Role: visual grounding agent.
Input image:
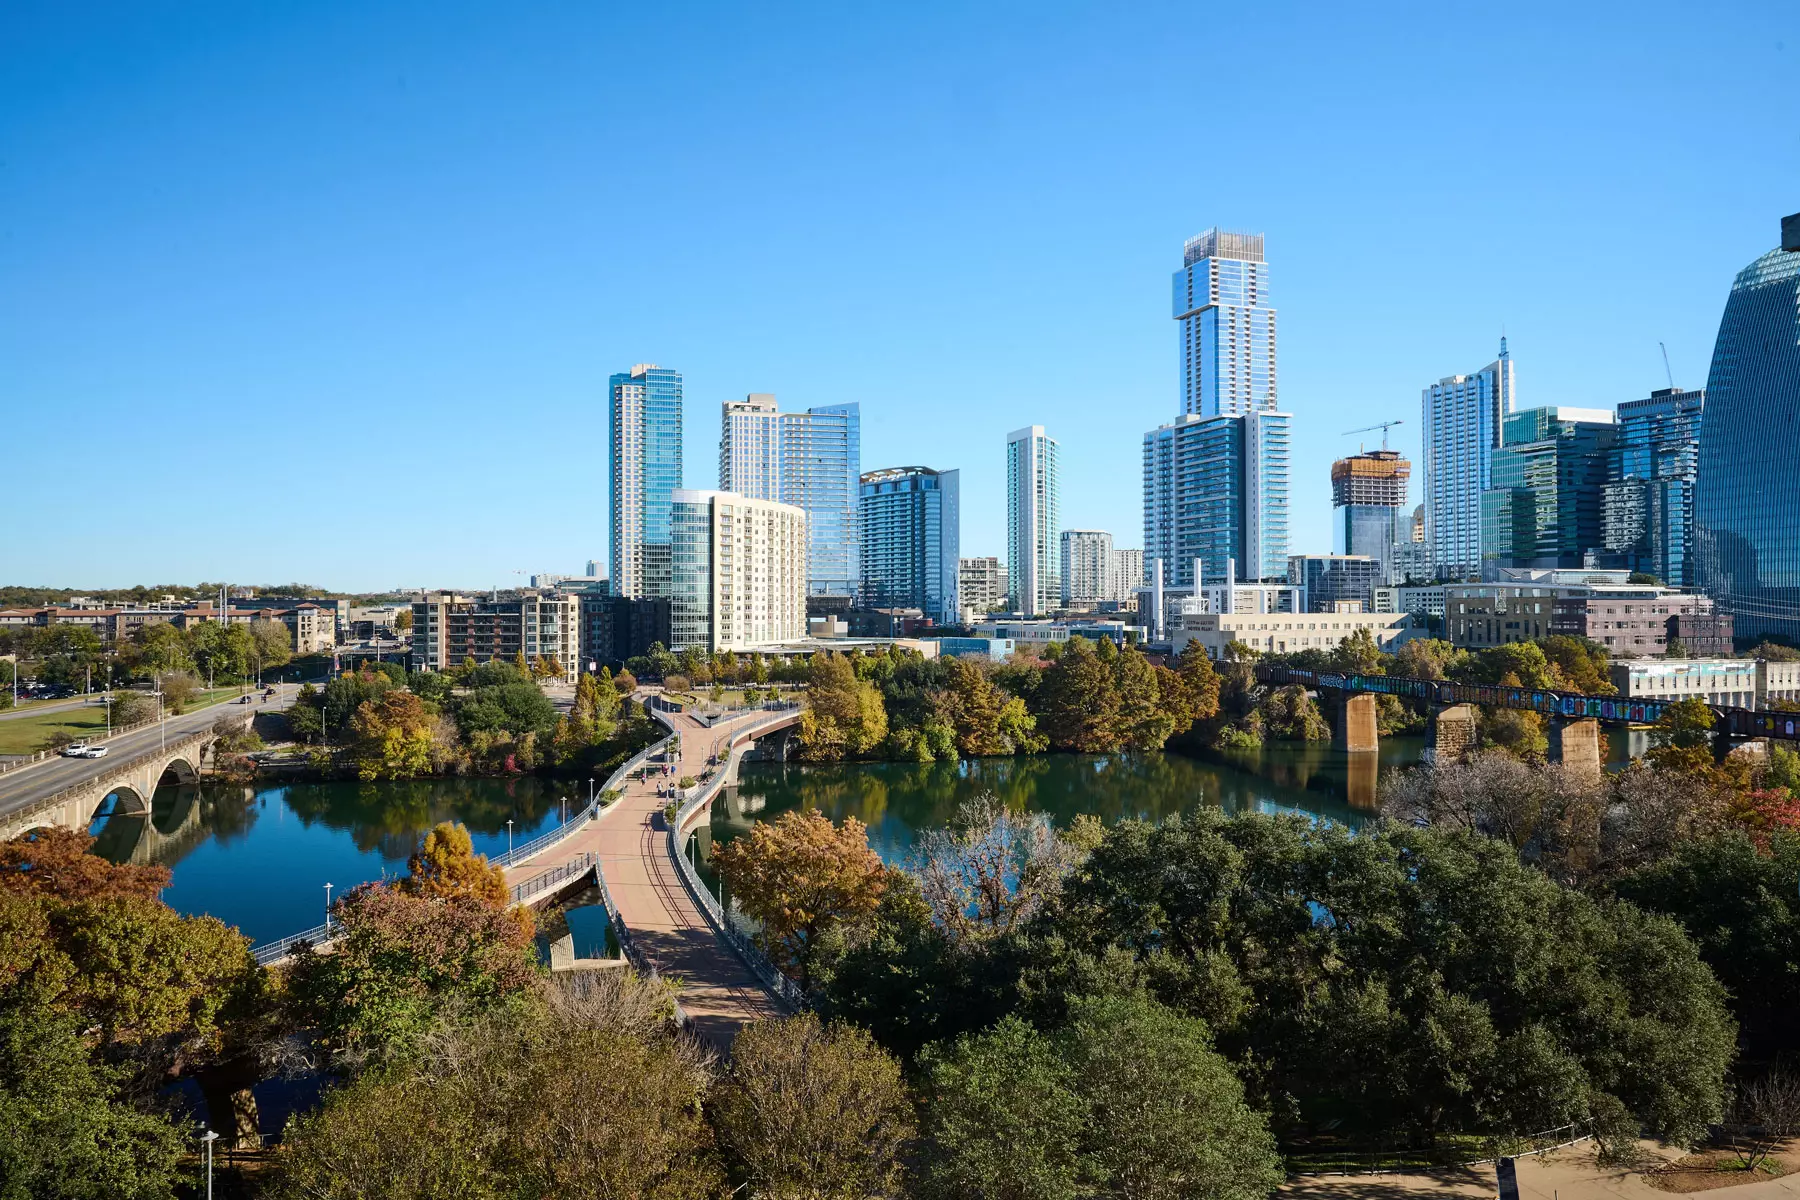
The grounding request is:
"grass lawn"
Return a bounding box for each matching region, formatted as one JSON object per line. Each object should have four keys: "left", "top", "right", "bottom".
{"left": 0, "top": 688, "right": 241, "bottom": 756}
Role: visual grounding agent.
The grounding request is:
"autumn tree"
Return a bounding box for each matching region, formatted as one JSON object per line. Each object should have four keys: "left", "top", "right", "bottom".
{"left": 0, "top": 828, "right": 169, "bottom": 902}
{"left": 1392, "top": 637, "right": 1462, "bottom": 680}
{"left": 351, "top": 690, "right": 439, "bottom": 780}
{"left": 1032, "top": 638, "right": 1121, "bottom": 753}
{"left": 1645, "top": 697, "right": 1719, "bottom": 776}
{"left": 400, "top": 822, "right": 509, "bottom": 910}
{"left": 711, "top": 1012, "right": 915, "bottom": 1200}
{"left": 713, "top": 810, "right": 888, "bottom": 987}
{"left": 799, "top": 652, "right": 889, "bottom": 761}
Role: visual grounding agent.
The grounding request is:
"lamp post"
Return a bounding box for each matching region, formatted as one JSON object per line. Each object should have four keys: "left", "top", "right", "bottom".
{"left": 323, "top": 882, "right": 333, "bottom": 929}
{"left": 506, "top": 818, "right": 515, "bottom": 860}
{"left": 201, "top": 1128, "right": 219, "bottom": 1199}
{"left": 588, "top": 777, "right": 595, "bottom": 806}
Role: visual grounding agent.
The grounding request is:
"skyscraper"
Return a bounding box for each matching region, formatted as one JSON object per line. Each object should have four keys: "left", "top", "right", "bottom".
{"left": 1695, "top": 213, "right": 1800, "bottom": 641}
{"left": 1480, "top": 406, "right": 1617, "bottom": 569}
{"left": 1422, "top": 341, "right": 1515, "bottom": 580}
{"left": 1174, "top": 229, "right": 1276, "bottom": 417}
{"left": 718, "top": 395, "right": 861, "bottom": 597}
{"left": 1602, "top": 388, "right": 1704, "bottom": 586}
{"left": 1330, "top": 449, "right": 1410, "bottom": 584}
{"left": 1146, "top": 229, "right": 1291, "bottom": 589}
{"left": 858, "top": 466, "right": 960, "bottom": 625}
{"left": 609, "top": 364, "right": 683, "bottom": 599}
{"left": 1060, "top": 530, "right": 1114, "bottom": 608}
{"left": 1006, "top": 426, "right": 1060, "bottom": 615}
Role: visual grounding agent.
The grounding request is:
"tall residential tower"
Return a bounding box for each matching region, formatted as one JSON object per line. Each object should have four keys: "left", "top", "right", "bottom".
{"left": 609, "top": 364, "right": 683, "bottom": 599}
{"left": 858, "top": 466, "right": 960, "bottom": 625}
{"left": 1421, "top": 341, "right": 1514, "bottom": 580}
{"left": 1006, "top": 426, "right": 1061, "bottom": 615}
{"left": 719, "top": 395, "right": 861, "bottom": 598}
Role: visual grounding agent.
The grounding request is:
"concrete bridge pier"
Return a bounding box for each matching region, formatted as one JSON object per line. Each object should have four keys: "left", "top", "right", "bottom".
{"left": 1427, "top": 704, "right": 1480, "bottom": 765}
{"left": 1331, "top": 693, "right": 1380, "bottom": 754}
{"left": 1548, "top": 717, "right": 1604, "bottom": 779}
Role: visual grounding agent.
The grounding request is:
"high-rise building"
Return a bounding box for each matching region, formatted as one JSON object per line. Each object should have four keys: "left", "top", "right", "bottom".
{"left": 411, "top": 590, "right": 581, "bottom": 677}
{"left": 1602, "top": 388, "right": 1705, "bottom": 586}
{"left": 1422, "top": 341, "right": 1515, "bottom": 580}
{"left": 1147, "top": 229, "right": 1291, "bottom": 589}
{"left": 858, "top": 466, "right": 960, "bottom": 626}
{"left": 1111, "top": 548, "right": 1144, "bottom": 601}
{"left": 958, "top": 557, "right": 1009, "bottom": 618}
{"left": 719, "top": 394, "right": 861, "bottom": 598}
{"left": 1481, "top": 406, "right": 1618, "bottom": 570}
{"left": 1143, "top": 410, "right": 1290, "bottom": 585}
{"left": 1330, "top": 449, "right": 1410, "bottom": 584}
{"left": 1696, "top": 213, "right": 1800, "bottom": 642}
{"left": 1174, "top": 229, "right": 1276, "bottom": 417}
{"left": 609, "top": 364, "right": 683, "bottom": 599}
{"left": 669, "top": 490, "right": 808, "bottom": 653}
{"left": 1006, "top": 426, "right": 1061, "bottom": 615}
{"left": 1287, "top": 554, "right": 1383, "bottom": 613}
{"left": 1059, "top": 530, "right": 1114, "bottom": 608}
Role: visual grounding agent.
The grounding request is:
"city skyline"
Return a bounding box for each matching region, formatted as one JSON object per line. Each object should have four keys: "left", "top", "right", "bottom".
{"left": 3, "top": 4, "right": 1796, "bottom": 590}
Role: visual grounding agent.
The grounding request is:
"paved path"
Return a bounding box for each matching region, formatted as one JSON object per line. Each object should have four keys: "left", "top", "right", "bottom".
{"left": 503, "top": 707, "right": 783, "bottom": 1048}
{"left": 0, "top": 685, "right": 298, "bottom": 820}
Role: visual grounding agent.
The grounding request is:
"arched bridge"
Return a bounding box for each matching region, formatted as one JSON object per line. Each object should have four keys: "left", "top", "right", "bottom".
{"left": 0, "top": 725, "right": 225, "bottom": 844}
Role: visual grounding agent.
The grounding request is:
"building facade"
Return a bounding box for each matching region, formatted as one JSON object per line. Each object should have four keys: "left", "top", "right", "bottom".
{"left": 1173, "top": 611, "right": 1412, "bottom": 661}
{"left": 1174, "top": 229, "right": 1276, "bottom": 417}
{"left": 958, "top": 557, "right": 1009, "bottom": 618}
{"left": 578, "top": 594, "right": 673, "bottom": 670}
{"left": 669, "top": 490, "right": 808, "bottom": 653}
{"left": 1550, "top": 589, "right": 1730, "bottom": 658}
{"left": 1006, "top": 426, "right": 1061, "bottom": 615}
{"left": 1331, "top": 449, "right": 1410, "bottom": 583}
{"left": 1060, "top": 530, "right": 1114, "bottom": 609}
{"left": 1111, "top": 548, "right": 1144, "bottom": 602}
{"left": 1602, "top": 387, "right": 1704, "bottom": 587}
{"left": 719, "top": 394, "right": 861, "bottom": 597}
{"left": 1481, "top": 406, "right": 1618, "bottom": 570}
{"left": 1143, "top": 410, "right": 1290, "bottom": 585}
{"left": 609, "top": 364, "right": 683, "bottom": 600}
{"left": 410, "top": 591, "right": 582, "bottom": 677}
{"left": 1610, "top": 658, "right": 1759, "bottom": 710}
{"left": 1288, "top": 554, "right": 1382, "bottom": 613}
{"left": 858, "top": 466, "right": 960, "bottom": 626}
{"left": 1422, "top": 340, "right": 1515, "bottom": 580}
{"left": 1695, "top": 215, "right": 1800, "bottom": 642}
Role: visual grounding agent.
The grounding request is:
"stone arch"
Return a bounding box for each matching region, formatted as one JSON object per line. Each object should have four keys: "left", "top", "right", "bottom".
{"left": 157, "top": 756, "right": 201, "bottom": 787}
{"left": 91, "top": 785, "right": 149, "bottom": 825}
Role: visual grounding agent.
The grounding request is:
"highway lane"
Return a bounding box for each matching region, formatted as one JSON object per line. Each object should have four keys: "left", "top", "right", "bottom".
{"left": 0, "top": 685, "right": 298, "bottom": 820}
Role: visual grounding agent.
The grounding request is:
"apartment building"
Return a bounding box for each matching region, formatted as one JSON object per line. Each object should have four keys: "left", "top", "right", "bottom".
{"left": 411, "top": 590, "right": 581, "bottom": 676}
{"left": 670, "top": 490, "right": 808, "bottom": 653}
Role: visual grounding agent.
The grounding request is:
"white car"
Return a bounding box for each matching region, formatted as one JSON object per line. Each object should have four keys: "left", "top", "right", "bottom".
{"left": 60, "top": 744, "right": 91, "bottom": 757}
{"left": 81, "top": 746, "right": 109, "bottom": 758}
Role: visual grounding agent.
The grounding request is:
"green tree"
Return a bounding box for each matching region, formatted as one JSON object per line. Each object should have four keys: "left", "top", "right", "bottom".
{"left": 351, "top": 691, "right": 440, "bottom": 780}
{"left": 157, "top": 671, "right": 198, "bottom": 713}
{"left": 798, "top": 653, "right": 889, "bottom": 761}
{"left": 1114, "top": 648, "right": 1179, "bottom": 749}
{"left": 1645, "top": 697, "right": 1718, "bottom": 776}
{"left": 248, "top": 619, "right": 293, "bottom": 672}
{"left": 712, "top": 1012, "right": 915, "bottom": 1200}
{"left": 1032, "top": 638, "right": 1121, "bottom": 753}
{"left": 454, "top": 680, "right": 557, "bottom": 740}
{"left": 713, "top": 810, "right": 888, "bottom": 987}
{"left": 1542, "top": 635, "right": 1614, "bottom": 694}
{"left": 1392, "top": 637, "right": 1463, "bottom": 681}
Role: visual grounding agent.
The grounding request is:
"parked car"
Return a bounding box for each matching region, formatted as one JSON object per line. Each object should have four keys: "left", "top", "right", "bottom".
{"left": 60, "top": 744, "right": 90, "bottom": 757}
{"left": 81, "top": 746, "right": 108, "bottom": 758}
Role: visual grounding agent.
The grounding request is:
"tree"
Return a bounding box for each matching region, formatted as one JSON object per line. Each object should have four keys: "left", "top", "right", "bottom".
{"left": 0, "top": 829, "right": 170, "bottom": 902}
{"left": 400, "top": 822, "right": 510, "bottom": 911}
{"left": 1737, "top": 1071, "right": 1800, "bottom": 1172}
{"left": 125, "top": 622, "right": 194, "bottom": 678}
{"left": 157, "top": 671, "right": 198, "bottom": 713}
{"left": 919, "top": 1015, "right": 1086, "bottom": 1200}
{"left": 1392, "top": 637, "right": 1462, "bottom": 681}
{"left": 798, "top": 653, "right": 889, "bottom": 761}
{"left": 394, "top": 608, "right": 413, "bottom": 634}
{"left": 248, "top": 619, "right": 293, "bottom": 671}
{"left": 1542, "top": 635, "right": 1614, "bottom": 694}
{"left": 1114, "top": 648, "right": 1179, "bottom": 749}
{"left": 712, "top": 1012, "right": 915, "bottom": 1200}
{"left": 1032, "top": 638, "right": 1121, "bottom": 753}
{"left": 453, "top": 680, "right": 558, "bottom": 741}
{"left": 913, "top": 796, "right": 1080, "bottom": 942}
{"left": 712, "top": 810, "right": 888, "bottom": 987}
{"left": 351, "top": 691, "right": 439, "bottom": 781}
{"left": 285, "top": 884, "right": 539, "bottom": 1063}
{"left": 1645, "top": 697, "right": 1718, "bottom": 776}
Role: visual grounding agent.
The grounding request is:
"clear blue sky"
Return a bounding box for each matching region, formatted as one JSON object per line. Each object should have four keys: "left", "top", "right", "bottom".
{"left": 3, "top": 1, "right": 1795, "bottom": 593}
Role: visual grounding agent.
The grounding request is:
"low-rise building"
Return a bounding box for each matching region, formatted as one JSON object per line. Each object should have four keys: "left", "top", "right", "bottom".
{"left": 1761, "top": 660, "right": 1800, "bottom": 708}
{"left": 578, "top": 595, "right": 672, "bottom": 670}
{"left": 973, "top": 618, "right": 1141, "bottom": 647}
{"left": 411, "top": 590, "right": 581, "bottom": 676}
{"left": 1550, "top": 588, "right": 1728, "bottom": 657}
{"left": 1610, "top": 658, "right": 1758, "bottom": 709}
{"left": 926, "top": 636, "right": 1017, "bottom": 661}
{"left": 1173, "top": 611, "right": 1414, "bottom": 660}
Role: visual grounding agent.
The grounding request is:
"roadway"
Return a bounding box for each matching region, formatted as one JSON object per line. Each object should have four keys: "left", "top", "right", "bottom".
{"left": 0, "top": 684, "right": 299, "bottom": 821}
{"left": 503, "top": 706, "right": 784, "bottom": 1048}
{"left": 0, "top": 694, "right": 109, "bottom": 723}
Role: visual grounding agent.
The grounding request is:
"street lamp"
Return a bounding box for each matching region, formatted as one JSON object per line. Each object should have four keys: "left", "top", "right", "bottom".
{"left": 323, "top": 882, "right": 333, "bottom": 929}
{"left": 588, "top": 777, "right": 595, "bottom": 806}
{"left": 506, "top": 818, "right": 514, "bottom": 860}
{"left": 201, "top": 1128, "right": 219, "bottom": 1200}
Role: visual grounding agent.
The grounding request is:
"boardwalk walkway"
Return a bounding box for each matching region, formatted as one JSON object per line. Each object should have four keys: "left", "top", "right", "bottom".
{"left": 502, "top": 706, "right": 783, "bottom": 1048}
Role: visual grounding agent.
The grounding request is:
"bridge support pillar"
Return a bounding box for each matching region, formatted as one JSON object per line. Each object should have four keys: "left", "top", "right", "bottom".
{"left": 1428, "top": 704, "right": 1480, "bottom": 765}
{"left": 1332, "top": 693, "right": 1380, "bottom": 754}
{"left": 1549, "top": 717, "right": 1604, "bottom": 779}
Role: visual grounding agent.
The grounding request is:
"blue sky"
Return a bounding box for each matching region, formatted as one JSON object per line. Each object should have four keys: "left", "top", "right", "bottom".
{"left": 3, "top": 2, "right": 1795, "bottom": 593}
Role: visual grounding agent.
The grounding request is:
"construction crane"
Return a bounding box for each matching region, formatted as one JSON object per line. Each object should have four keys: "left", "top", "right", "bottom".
{"left": 1341, "top": 419, "right": 1404, "bottom": 451}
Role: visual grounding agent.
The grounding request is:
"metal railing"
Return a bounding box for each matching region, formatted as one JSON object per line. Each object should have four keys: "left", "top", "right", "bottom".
{"left": 491, "top": 733, "right": 674, "bottom": 870}
{"left": 662, "top": 707, "right": 809, "bottom": 1011}
{"left": 510, "top": 851, "right": 597, "bottom": 905}
{"left": 252, "top": 920, "right": 335, "bottom": 966}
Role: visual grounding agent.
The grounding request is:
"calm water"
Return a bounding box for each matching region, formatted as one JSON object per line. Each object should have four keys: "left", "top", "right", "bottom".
{"left": 95, "top": 728, "right": 1644, "bottom": 946}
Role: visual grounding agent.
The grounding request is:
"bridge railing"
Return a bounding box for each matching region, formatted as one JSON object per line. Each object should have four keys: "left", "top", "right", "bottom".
{"left": 0, "top": 711, "right": 165, "bottom": 776}
{"left": 661, "top": 707, "right": 808, "bottom": 1011}
{"left": 0, "top": 725, "right": 221, "bottom": 832}
{"left": 491, "top": 732, "right": 674, "bottom": 870}
{"left": 509, "top": 851, "right": 598, "bottom": 906}
{"left": 252, "top": 920, "right": 335, "bottom": 967}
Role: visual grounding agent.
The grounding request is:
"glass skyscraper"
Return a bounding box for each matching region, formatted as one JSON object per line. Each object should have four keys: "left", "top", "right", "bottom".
{"left": 1602, "top": 387, "right": 1704, "bottom": 586}
{"left": 1144, "top": 228, "right": 1291, "bottom": 589}
{"left": 1422, "top": 340, "right": 1514, "bottom": 580}
{"left": 1696, "top": 216, "right": 1800, "bottom": 641}
{"left": 858, "top": 466, "right": 960, "bottom": 624}
{"left": 1006, "top": 426, "right": 1060, "bottom": 615}
{"left": 719, "top": 395, "right": 861, "bottom": 597}
{"left": 609, "top": 364, "right": 683, "bottom": 600}
{"left": 1480, "top": 406, "right": 1617, "bottom": 569}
